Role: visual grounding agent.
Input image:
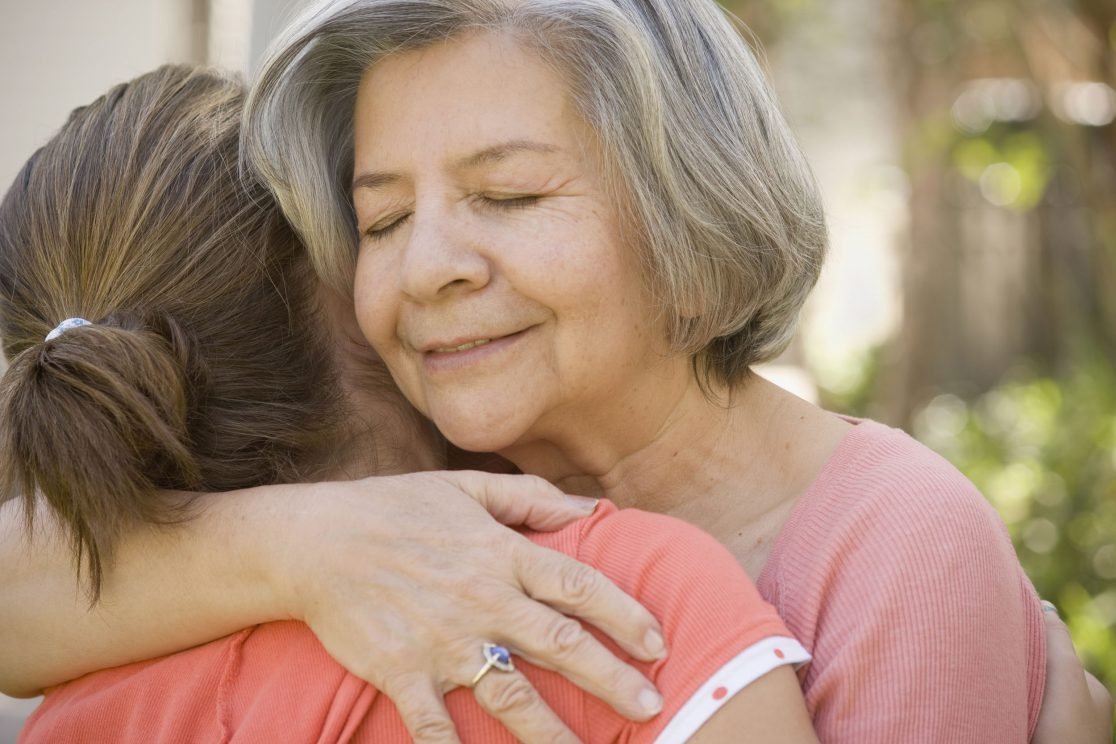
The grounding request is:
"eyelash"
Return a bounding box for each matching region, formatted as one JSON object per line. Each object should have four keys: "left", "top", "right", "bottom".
{"left": 477, "top": 194, "right": 540, "bottom": 211}
{"left": 362, "top": 195, "right": 542, "bottom": 242}
{"left": 364, "top": 213, "right": 410, "bottom": 242}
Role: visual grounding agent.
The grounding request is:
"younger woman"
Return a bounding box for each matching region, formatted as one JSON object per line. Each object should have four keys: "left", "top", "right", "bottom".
{"left": 2, "top": 64, "right": 814, "bottom": 743}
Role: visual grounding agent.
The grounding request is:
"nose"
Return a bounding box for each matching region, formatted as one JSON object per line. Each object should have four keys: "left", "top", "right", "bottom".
{"left": 398, "top": 204, "right": 490, "bottom": 302}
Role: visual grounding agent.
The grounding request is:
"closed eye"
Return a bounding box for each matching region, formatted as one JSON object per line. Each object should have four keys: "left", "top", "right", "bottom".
{"left": 476, "top": 194, "right": 541, "bottom": 211}
{"left": 363, "top": 212, "right": 411, "bottom": 242}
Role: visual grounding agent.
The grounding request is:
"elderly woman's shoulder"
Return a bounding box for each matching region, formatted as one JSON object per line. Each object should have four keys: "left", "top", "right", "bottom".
{"left": 765, "top": 416, "right": 1034, "bottom": 620}
{"left": 764, "top": 419, "right": 1045, "bottom": 744}
{"left": 793, "top": 417, "right": 1012, "bottom": 542}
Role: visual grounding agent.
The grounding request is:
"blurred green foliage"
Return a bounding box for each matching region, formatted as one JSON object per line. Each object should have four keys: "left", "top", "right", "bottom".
{"left": 952, "top": 129, "right": 1052, "bottom": 210}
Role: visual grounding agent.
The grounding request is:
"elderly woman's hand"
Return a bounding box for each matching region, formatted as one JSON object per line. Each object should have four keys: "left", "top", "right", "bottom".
{"left": 271, "top": 470, "right": 666, "bottom": 744}
{"left": 1031, "top": 602, "right": 1113, "bottom": 743}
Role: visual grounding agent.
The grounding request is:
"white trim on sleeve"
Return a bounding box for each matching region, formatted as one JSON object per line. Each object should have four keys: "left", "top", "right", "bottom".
{"left": 652, "top": 635, "right": 811, "bottom": 744}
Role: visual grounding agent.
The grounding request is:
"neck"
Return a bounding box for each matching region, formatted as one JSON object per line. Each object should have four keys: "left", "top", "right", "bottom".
{"left": 501, "top": 372, "right": 849, "bottom": 545}
{"left": 327, "top": 362, "right": 447, "bottom": 479}
{"left": 320, "top": 284, "right": 446, "bottom": 479}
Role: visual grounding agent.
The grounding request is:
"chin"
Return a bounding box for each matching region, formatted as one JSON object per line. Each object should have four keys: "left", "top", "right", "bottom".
{"left": 429, "top": 407, "right": 525, "bottom": 455}
{"left": 441, "top": 429, "right": 519, "bottom": 455}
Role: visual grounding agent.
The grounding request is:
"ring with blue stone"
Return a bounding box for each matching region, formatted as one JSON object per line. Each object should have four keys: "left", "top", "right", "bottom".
{"left": 470, "top": 643, "right": 515, "bottom": 686}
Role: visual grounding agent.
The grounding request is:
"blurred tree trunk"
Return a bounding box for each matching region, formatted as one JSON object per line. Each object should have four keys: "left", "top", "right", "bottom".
{"left": 880, "top": 0, "right": 1116, "bottom": 427}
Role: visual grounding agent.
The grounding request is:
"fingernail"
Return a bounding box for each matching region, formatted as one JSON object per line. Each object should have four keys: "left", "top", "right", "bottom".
{"left": 1040, "top": 599, "right": 1059, "bottom": 616}
{"left": 639, "top": 687, "right": 663, "bottom": 716}
{"left": 566, "top": 495, "right": 599, "bottom": 513}
{"left": 644, "top": 628, "right": 666, "bottom": 659}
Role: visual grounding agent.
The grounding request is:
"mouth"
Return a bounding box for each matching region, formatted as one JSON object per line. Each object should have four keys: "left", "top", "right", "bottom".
{"left": 429, "top": 338, "right": 493, "bottom": 354}
{"left": 416, "top": 327, "right": 533, "bottom": 372}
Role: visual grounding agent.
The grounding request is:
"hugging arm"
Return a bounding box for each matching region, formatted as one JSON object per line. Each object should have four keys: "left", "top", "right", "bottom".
{"left": 0, "top": 494, "right": 281, "bottom": 698}
{"left": 689, "top": 666, "right": 817, "bottom": 743}
{"left": 1031, "top": 605, "right": 1113, "bottom": 744}
{"left": 0, "top": 472, "right": 667, "bottom": 743}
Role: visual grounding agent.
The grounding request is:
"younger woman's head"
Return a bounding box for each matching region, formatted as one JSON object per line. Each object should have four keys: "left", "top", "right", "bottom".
{"left": 0, "top": 65, "right": 348, "bottom": 597}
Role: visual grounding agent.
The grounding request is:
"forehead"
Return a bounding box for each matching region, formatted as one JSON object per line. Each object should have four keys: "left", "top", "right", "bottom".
{"left": 352, "top": 32, "right": 585, "bottom": 166}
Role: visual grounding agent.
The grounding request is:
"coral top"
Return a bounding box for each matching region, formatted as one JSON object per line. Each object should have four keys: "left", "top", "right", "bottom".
{"left": 21, "top": 502, "right": 807, "bottom": 743}
{"left": 757, "top": 419, "right": 1046, "bottom": 742}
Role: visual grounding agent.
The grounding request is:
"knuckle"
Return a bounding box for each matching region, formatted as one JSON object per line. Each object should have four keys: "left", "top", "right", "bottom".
{"left": 524, "top": 474, "right": 553, "bottom": 494}
{"left": 407, "top": 714, "right": 457, "bottom": 743}
{"left": 379, "top": 675, "right": 457, "bottom": 743}
{"left": 370, "top": 637, "right": 412, "bottom": 666}
{"left": 482, "top": 675, "right": 539, "bottom": 716}
{"left": 499, "top": 530, "right": 528, "bottom": 558}
{"left": 559, "top": 561, "right": 602, "bottom": 605}
{"left": 542, "top": 615, "right": 587, "bottom": 658}
{"left": 603, "top": 657, "right": 641, "bottom": 692}
{"left": 378, "top": 671, "right": 415, "bottom": 697}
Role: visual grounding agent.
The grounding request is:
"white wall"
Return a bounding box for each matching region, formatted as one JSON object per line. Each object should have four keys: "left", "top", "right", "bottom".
{"left": 0, "top": 0, "right": 203, "bottom": 193}
{"left": 248, "top": 0, "right": 314, "bottom": 72}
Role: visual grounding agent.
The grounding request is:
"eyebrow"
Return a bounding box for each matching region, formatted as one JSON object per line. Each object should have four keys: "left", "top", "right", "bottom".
{"left": 351, "top": 171, "right": 402, "bottom": 193}
{"left": 351, "top": 139, "right": 560, "bottom": 193}
{"left": 454, "top": 139, "right": 560, "bottom": 170}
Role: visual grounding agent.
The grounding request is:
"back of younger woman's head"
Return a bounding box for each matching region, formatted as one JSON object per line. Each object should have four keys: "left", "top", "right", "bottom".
{"left": 0, "top": 65, "right": 343, "bottom": 598}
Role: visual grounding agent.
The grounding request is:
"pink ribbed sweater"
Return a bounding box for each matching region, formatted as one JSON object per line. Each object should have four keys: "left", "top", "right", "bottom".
{"left": 756, "top": 419, "right": 1046, "bottom": 742}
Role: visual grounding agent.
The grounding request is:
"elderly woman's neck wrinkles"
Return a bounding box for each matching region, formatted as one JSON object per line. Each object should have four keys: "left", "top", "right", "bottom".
{"left": 510, "top": 375, "right": 851, "bottom": 573}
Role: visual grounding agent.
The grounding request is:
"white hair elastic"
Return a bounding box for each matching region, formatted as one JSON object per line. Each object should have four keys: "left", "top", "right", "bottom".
{"left": 45, "top": 317, "right": 93, "bottom": 342}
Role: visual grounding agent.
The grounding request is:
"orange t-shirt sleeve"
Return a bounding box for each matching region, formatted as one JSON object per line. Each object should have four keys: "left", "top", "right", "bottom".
{"left": 19, "top": 633, "right": 238, "bottom": 743}
{"left": 564, "top": 504, "right": 808, "bottom": 743}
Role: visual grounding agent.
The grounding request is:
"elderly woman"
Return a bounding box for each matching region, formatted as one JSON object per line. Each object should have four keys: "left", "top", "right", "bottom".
{"left": 245, "top": 0, "right": 1049, "bottom": 740}
{"left": 0, "top": 0, "right": 1110, "bottom": 742}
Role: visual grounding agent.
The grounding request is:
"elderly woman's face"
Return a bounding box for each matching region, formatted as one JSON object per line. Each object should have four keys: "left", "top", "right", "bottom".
{"left": 351, "top": 33, "right": 680, "bottom": 453}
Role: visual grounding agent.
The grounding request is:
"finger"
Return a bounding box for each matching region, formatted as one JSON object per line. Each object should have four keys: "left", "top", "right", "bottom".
{"left": 514, "top": 540, "right": 666, "bottom": 663}
{"left": 381, "top": 673, "right": 461, "bottom": 744}
{"left": 470, "top": 666, "right": 581, "bottom": 744}
{"left": 1085, "top": 674, "right": 1114, "bottom": 740}
{"left": 1041, "top": 601, "right": 1079, "bottom": 665}
{"left": 447, "top": 471, "right": 597, "bottom": 531}
{"left": 499, "top": 599, "right": 665, "bottom": 722}
{"left": 1033, "top": 601, "right": 1113, "bottom": 744}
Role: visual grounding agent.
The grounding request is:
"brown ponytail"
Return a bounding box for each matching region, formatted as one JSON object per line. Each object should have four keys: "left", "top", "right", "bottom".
{"left": 0, "top": 66, "right": 344, "bottom": 599}
{"left": 1, "top": 316, "right": 206, "bottom": 592}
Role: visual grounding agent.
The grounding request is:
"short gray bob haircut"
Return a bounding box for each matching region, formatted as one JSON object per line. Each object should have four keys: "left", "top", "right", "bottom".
{"left": 244, "top": 0, "right": 828, "bottom": 389}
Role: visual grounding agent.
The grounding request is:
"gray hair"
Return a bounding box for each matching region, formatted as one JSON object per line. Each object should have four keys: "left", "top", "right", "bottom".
{"left": 244, "top": 0, "right": 827, "bottom": 388}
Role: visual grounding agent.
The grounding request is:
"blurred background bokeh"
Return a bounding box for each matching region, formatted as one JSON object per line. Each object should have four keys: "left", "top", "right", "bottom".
{"left": 1, "top": 0, "right": 1113, "bottom": 739}
{"left": 719, "top": 1, "right": 1116, "bottom": 727}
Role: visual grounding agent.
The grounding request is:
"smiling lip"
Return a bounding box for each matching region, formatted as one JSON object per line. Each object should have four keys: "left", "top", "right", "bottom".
{"left": 417, "top": 328, "right": 532, "bottom": 372}
{"left": 429, "top": 338, "right": 492, "bottom": 354}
